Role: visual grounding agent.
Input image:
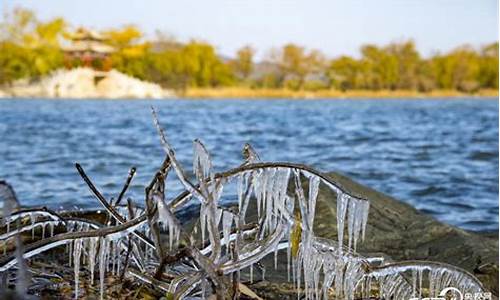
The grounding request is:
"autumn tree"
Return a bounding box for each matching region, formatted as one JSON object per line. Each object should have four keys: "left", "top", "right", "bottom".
{"left": 387, "top": 41, "right": 421, "bottom": 90}
{"left": 0, "top": 8, "right": 65, "bottom": 83}
{"left": 231, "top": 45, "right": 255, "bottom": 81}
{"left": 478, "top": 42, "right": 499, "bottom": 89}
{"left": 328, "top": 56, "right": 362, "bottom": 90}
{"left": 270, "top": 44, "right": 326, "bottom": 89}
{"left": 430, "top": 46, "right": 482, "bottom": 92}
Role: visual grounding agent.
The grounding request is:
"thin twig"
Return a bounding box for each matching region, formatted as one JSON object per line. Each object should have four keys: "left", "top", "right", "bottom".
{"left": 114, "top": 166, "right": 137, "bottom": 207}
{"left": 120, "top": 198, "right": 137, "bottom": 280}
{"left": 151, "top": 107, "right": 205, "bottom": 202}
{"left": 75, "top": 163, "right": 155, "bottom": 249}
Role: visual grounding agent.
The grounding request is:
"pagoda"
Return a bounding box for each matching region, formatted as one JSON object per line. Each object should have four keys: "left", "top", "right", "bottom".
{"left": 62, "top": 28, "right": 115, "bottom": 70}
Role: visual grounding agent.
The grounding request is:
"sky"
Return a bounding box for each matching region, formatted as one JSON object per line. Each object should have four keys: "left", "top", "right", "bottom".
{"left": 2, "top": 0, "right": 499, "bottom": 59}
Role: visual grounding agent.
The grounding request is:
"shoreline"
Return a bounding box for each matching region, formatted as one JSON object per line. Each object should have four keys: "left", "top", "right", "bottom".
{"left": 181, "top": 87, "right": 499, "bottom": 99}
{"left": 1, "top": 87, "right": 498, "bottom": 100}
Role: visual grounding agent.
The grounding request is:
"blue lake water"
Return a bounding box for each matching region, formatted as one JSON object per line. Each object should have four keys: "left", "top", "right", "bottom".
{"left": 0, "top": 98, "right": 498, "bottom": 231}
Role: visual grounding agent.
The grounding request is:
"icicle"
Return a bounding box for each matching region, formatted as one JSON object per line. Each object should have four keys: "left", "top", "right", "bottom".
{"left": 117, "top": 247, "right": 121, "bottom": 276}
{"left": 344, "top": 197, "right": 370, "bottom": 252}
{"left": 156, "top": 194, "right": 180, "bottom": 250}
{"left": 88, "top": 237, "right": 98, "bottom": 284}
{"left": 346, "top": 197, "right": 356, "bottom": 250}
{"left": 239, "top": 172, "right": 253, "bottom": 222}
{"left": 193, "top": 139, "right": 212, "bottom": 179}
{"left": 249, "top": 264, "right": 253, "bottom": 283}
{"left": 360, "top": 200, "right": 370, "bottom": 241}
{"left": 99, "top": 237, "right": 109, "bottom": 300}
{"left": 200, "top": 203, "right": 207, "bottom": 245}
{"left": 287, "top": 239, "right": 291, "bottom": 282}
{"left": 50, "top": 222, "right": 54, "bottom": 237}
{"left": 237, "top": 173, "right": 244, "bottom": 213}
{"left": 69, "top": 240, "right": 73, "bottom": 267}
{"left": 306, "top": 174, "right": 320, "bottom": 228}
{"left": 111, "top": 241, "right": 116, "bottom": 275}
{"left": 273, "top": 241, "right": 279, "bottom": 270}
{"left": 73, "top": 238, "right": 83, "bottom": 299}
{"left": 250, "top": 171, "right": 260, "bottom": 219}
{"left": 107, "top": 241, "right": 112, "bottom": 273}
{"left": 418, "top": 268, "right": 423, "bottom": 298}
{"left": 29, "top": 213, "right": 36, "bottom": 240}
{"left": 222, "top": 211, "right": 233, "bottom": 253}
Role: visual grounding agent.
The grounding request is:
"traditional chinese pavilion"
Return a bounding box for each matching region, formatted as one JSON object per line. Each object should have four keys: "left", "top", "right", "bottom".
{"left": 62, "top": 28, "right": 115, "bottom": 70}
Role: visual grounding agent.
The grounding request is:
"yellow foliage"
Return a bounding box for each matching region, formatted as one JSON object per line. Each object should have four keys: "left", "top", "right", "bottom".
{"left": 105, "top": 25, "right": 142, "bottom": 48}
{"left": 122, "top": 44, "right": 148, "bottom": 58}
{"left": 291, "top": 211, "right": 302, "bottom": 258}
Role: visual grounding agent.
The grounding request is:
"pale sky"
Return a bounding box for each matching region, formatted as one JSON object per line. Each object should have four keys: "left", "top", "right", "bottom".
{"left": 3, "top": 0, "right": 499, "bottom": 59}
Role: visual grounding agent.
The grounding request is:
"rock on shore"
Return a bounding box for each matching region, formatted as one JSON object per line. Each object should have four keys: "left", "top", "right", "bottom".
{"left": 1, "top": 68, "right": 174, "bottom": 99}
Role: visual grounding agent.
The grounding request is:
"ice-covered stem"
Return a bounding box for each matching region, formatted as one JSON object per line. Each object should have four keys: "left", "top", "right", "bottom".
{"left": 172, "top": 273, "right": 204, "bottom": 299}
{"left": 126, "top": 198, "right": 136, "bottom": 220}
{"left": 366, "top": 260, "right": 486, "bottom": 295}
{"left": 120, "top": 198, "right": 137, "bottom": 280}
{"left": 75, "top": 163, "right": 155, "bottom": 249}
{"left": 14, "top": 235, "right": 29, "bottom": 297}
{"left": 71, "top": 168, "right": 149, "bottom": 278}
{"left": 154, "top": 247, "right": 191, "bottom": 279}
{"left": 189, "top": 247, "right": 232, "bottom": 300}
{"left": 242, "top": 143, "right": 261, "bottom": 165}
{"left": 160, "top": 246, "right": 230, "bottom": 299}
{"left": 0, "top": 220, "right": 62, "bottom": 241}
{"left": 0, "top": 213, "right": 148, "bottom": 272}
{"left": 0, "top": 180, "right": 20, "bottom": 219}
{"left": 145, "top": 155, "right": 171, "bottom": 261}
{"left": 128, "top": 267, "right": 172, "bottom": 292}
{"left": 230, "top": 243, "right": 240, "bottom": 299}
{"left": 219, "top": 220, "right": 287, "bottom": 274}
{"left": 168, "top": 162, "right": 369, "bottom": 213}
{"left": 144, "top": 161, "right": 169, "bottom": 272}
{"left": 113, "top": 166, "right": 136, "bottom": 207}
{"left": 144, "top": 156, "right": 191, "bottom": 278}
{"left": 145, "top": 155, "right": 171, "bottom": 197}
{"left": 1, "top": 207, "right": 65, "bottom": 224}
{"left": 145, "top": 154, "right": 217, "bottom": 281}
{"left": 192, "top": 139, "right": 223, "bottom": 262}
{"left": 151, "top": 107, "right": 205, "bottom": 202}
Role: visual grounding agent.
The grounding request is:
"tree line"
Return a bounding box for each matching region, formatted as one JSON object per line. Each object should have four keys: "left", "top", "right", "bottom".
{"left": 0, "top": 8, "right": 498, "bottom": 93}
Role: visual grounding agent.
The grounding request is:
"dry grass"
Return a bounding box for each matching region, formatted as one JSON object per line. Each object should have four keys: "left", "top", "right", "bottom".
{"left": 183, "top": 87, "right": 499, "bottom": 99}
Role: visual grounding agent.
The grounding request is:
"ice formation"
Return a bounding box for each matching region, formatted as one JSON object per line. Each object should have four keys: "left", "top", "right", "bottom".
{"left": 362, "top": 261, "right": 485, "bottom": 299}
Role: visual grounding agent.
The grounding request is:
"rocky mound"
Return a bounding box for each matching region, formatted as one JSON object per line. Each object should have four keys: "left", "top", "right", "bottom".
{"left": 2, "top": 68, "right": 174, "bottom": 99}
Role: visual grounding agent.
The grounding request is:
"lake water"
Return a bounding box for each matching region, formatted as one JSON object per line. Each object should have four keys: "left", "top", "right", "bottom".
{"left": 0, "top": 98, "right": 498, "bottom": 231}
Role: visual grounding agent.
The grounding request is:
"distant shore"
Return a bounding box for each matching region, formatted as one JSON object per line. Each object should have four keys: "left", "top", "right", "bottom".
{"left": 182, "top": 87, "right": 499, "bottom": 99}
{"left": 1, "top": 87, "right": 498, "bottom": 100}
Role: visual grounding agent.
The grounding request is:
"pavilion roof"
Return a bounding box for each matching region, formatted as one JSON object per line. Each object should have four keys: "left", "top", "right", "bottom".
{"left": 67, "top": 28, "right": 107, "bottom": 41}
{"left": 62, "top": 40, "right": 115, "bottom": 54}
